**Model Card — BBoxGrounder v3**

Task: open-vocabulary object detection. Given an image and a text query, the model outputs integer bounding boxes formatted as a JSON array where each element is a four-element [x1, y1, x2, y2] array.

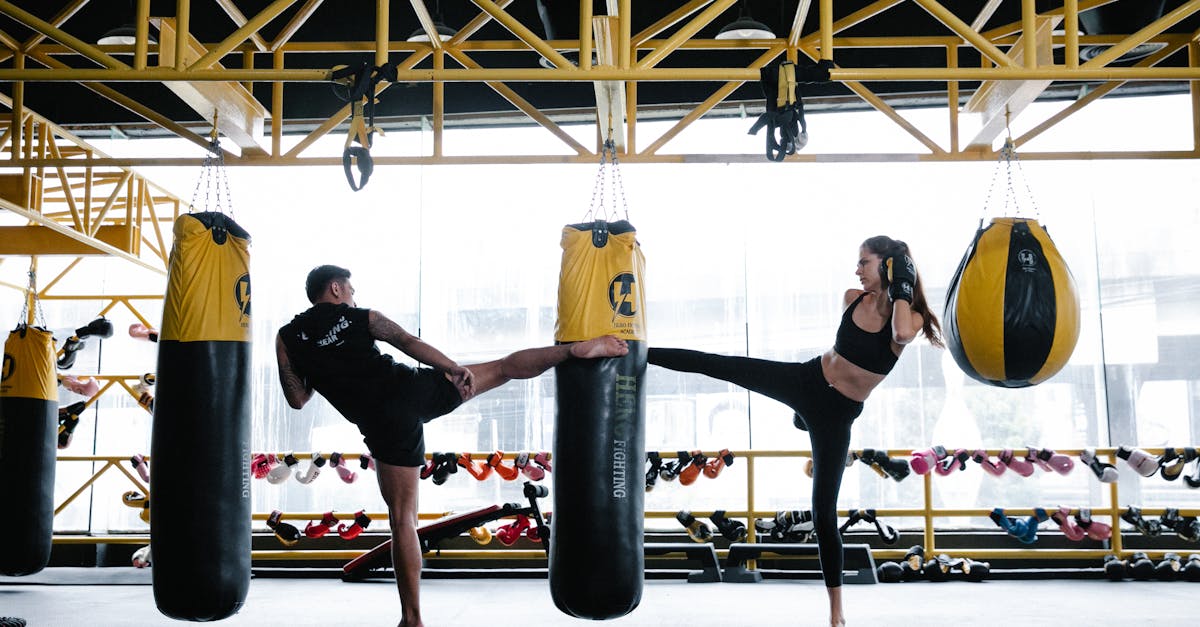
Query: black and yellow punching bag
[[944, 217, 1079, 388], [551, 219, 647, 620], [151, 212, 251, 620], [0, 324, 58, 576]]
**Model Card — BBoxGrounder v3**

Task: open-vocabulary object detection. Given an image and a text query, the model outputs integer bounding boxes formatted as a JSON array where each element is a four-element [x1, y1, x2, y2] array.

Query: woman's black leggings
[[647, 348, 864, 587]]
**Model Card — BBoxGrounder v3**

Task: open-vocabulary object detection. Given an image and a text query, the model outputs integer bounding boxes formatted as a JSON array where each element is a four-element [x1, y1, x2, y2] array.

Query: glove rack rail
[[47, 447, 1200, 566]]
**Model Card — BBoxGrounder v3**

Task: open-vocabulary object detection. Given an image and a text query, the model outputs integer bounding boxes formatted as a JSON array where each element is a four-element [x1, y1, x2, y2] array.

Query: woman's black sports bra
[[833, 292, 898, 375]]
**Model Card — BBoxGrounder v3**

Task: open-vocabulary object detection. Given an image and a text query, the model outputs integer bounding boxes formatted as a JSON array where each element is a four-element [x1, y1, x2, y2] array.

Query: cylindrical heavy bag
[[152, 212, 252, 621], [0, 324, 58, 576], [944, 217, 1080, 388], [551, 219, 647, 620]]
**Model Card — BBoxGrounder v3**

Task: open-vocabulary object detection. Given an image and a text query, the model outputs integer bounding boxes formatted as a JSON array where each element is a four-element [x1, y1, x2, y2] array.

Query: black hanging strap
[[748, 59, 832, 162], [333, 61, 399, 191]]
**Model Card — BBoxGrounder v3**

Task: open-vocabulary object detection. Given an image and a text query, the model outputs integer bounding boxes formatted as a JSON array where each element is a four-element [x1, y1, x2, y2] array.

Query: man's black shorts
[[355, 368, 463, 467]]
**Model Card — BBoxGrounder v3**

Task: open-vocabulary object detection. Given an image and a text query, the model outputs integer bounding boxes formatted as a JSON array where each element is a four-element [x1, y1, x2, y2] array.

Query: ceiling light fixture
[[715, 0, 775, 40]]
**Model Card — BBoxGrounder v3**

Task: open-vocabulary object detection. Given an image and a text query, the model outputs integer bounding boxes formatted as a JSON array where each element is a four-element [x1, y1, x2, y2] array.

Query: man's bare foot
[[570, 335, 629, 359]]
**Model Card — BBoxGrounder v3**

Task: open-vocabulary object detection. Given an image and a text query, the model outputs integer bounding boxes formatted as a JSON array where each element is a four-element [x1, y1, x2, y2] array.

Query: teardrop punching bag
[[0, 325, 58, 575], [152, 212, 252, 621], [944, 217, 1080, 388], [551, 220, 647, 620]]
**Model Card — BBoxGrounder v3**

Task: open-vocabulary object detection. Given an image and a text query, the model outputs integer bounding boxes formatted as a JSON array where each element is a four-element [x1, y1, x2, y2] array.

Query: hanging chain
[[19, 267, 46, 328], [981, 111, 1040, 223], [585, 138, 630, 222], [586, 139, 611, 222], [609, 140, 630, 221], [188, 118, 235, 217], [1007, 139, 1041, 221]]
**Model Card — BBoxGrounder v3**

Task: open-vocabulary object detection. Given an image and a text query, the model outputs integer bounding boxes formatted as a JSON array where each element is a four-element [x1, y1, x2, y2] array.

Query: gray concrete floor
[[2, 569, 1195, 626]]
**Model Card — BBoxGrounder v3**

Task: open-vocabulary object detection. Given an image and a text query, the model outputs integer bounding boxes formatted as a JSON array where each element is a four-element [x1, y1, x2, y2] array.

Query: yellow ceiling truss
[[0, 0, 1192, 170]]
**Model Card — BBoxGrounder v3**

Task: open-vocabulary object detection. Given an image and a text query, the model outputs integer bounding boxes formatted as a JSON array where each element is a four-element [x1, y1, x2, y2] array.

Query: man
[[275, 264, 626, 627]]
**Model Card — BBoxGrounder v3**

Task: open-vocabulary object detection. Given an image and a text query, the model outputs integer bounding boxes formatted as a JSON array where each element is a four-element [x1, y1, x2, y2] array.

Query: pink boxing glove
[[129, 323, 159, 342], [329, 452, 358, 484], [515, 451, 545, 481], [61, 375, 100, 398], [910, 446, 947, 475], [972, 449, 1006, 476], [1036, 448, 1075, 475], [129, 454, 151, 483], [998, 449, 1036, 477]]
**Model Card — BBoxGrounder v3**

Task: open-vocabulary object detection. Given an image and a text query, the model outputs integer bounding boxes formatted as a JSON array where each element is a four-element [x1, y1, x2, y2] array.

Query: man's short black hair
[[306, 265, 351, 303]]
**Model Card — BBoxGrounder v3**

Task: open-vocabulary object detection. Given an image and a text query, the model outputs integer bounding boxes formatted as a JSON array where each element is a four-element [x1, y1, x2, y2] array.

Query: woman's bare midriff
[[821, 350, 887, 402]]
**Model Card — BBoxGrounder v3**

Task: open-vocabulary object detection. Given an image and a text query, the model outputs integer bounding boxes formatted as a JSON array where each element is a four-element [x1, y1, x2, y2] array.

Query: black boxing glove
[[267, 510, 302, 546], [882, 254, 916, 303]]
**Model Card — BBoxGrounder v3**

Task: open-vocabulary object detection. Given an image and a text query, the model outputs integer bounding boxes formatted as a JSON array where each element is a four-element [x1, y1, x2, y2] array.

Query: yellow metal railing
[[49, 447, 1200, 564]]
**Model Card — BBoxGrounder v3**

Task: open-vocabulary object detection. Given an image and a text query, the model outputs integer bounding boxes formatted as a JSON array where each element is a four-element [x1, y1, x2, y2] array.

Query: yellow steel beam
[[11, 148, 1200, 168], [189, 0, 297, 70], [964, 15, 1058, 150], [213, 0, 271, 52], [632, 0, 712, 48], [157, 18, 270, 157], [642, 45, 785, 156], [134, 0, 149, 70], [410, 0, 442, 51], [788, 0, 812, 47], [1015, 40, 1185, 149], [0, 198, 165, 273], [3, 53, 209, 156], [280, 0, 512, 158], [8, 64, 1200, 82], [981, 0, 1115, 40], [270, 0, 323, 51], [470, 0, 573, 69], [1081, 0, 1200, 69], [635, 0, 736, 70], [911, 0, 1015, 68], [444, 48, 589, 155], [0, 0, 128, 69], [21, 0, 89, 52]]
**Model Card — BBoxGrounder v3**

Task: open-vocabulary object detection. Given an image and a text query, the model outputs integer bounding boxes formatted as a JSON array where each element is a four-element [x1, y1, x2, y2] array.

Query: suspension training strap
[[333, 62, 397, 191], [747, 59, 832, 162]]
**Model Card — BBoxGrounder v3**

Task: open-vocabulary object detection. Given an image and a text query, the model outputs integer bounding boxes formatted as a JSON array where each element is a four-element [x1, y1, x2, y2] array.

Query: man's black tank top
[[833, 292, 898, 375], [279, 303, 413, 423]]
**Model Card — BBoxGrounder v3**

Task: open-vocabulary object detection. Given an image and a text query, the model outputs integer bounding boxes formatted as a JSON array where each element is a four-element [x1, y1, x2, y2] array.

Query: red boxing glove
[[486, 451, 519, 481], [251, 453, 276, 480], [703, 449, 734, 479], [533, 451, 553, 473], [457, 452, 492, 480], [495, 515, 531, 546], [678, 450, 707, 486], [304, 511, 340, 538], [337, 510, 372, 540]]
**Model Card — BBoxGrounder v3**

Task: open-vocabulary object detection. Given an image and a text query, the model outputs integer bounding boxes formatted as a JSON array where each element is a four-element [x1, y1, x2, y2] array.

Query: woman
[[648, 236, 943, 626]]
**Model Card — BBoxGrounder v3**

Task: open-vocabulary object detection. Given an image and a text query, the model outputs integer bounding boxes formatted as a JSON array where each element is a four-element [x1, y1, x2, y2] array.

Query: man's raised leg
[[461, 335, 628, 399], [377, 463, 423, 627]]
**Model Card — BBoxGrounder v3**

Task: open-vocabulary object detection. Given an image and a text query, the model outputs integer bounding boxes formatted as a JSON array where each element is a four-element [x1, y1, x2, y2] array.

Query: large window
[[6, 94, 1198, 533]]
